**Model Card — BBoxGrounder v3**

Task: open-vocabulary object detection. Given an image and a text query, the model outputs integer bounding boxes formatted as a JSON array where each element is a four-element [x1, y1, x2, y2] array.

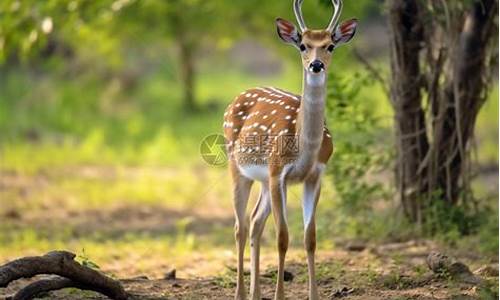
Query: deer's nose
[[309, 60, 325, 73]]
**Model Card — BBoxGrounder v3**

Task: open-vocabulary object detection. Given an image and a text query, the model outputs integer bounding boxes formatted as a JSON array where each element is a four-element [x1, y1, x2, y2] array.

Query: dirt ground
[[1, 168, 498, 299], [1, 240, 498, 300]]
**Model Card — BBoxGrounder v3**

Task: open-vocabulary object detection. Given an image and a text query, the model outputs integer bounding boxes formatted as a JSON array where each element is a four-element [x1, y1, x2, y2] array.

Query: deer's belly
[[238, 163, 326, 183], [238, 164, 270, 182]]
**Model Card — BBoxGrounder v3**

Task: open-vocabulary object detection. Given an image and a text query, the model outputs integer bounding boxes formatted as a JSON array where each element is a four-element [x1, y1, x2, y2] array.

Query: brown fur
[[223, 87, 333, 168]]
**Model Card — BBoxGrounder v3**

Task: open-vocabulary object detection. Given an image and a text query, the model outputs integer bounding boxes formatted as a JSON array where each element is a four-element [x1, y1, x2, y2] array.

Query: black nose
[[309, 60, 325, 73]]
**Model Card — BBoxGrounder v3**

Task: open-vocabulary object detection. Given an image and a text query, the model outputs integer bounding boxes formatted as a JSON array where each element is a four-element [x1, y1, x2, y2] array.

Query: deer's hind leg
[[269, 170, 289, 300], [230, 161, 253, 300], [249, 183, 271, 300]]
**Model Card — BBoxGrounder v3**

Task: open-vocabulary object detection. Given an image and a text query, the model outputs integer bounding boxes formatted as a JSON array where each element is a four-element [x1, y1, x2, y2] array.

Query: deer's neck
[[293, 70, 327, 176]]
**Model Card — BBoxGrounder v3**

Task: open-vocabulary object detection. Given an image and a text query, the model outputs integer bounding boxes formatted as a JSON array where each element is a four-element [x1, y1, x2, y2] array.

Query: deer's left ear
[[332, 19, 358, 47], [276, 18, 301, 48]]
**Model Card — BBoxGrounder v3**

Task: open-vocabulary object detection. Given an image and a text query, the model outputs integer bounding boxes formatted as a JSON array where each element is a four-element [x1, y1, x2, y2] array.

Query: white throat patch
[[306, 72, 326, 87]]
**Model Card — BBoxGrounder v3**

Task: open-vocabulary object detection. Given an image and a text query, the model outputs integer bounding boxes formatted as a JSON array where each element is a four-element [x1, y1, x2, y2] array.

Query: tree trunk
[[179, 38, 197, 111], [387, 0, 497, 224], [432, 0, 498, 205], [388, 0, 429, 222], [168, 2, 198, 112]]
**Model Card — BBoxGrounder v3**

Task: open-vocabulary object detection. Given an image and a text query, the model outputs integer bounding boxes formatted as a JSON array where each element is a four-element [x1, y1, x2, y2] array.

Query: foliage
[[323, 71, 393, 238], [421, 193, 485, 236], [0, 0, 375, 64], [422, 196, 499, 255], [77, 248, 101, 270], [0, 0, 121, 63], [0, 0, 376, 109], [326, 71, 391, 209]]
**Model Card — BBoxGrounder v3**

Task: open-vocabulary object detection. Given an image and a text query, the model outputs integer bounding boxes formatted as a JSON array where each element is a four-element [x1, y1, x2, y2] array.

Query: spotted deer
[[223, 0, 357, 299]]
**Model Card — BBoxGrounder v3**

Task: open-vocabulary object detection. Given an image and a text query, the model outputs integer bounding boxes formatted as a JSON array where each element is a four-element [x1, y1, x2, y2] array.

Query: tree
[[387, 0, 498, 224], [130, 0, 230, 111]]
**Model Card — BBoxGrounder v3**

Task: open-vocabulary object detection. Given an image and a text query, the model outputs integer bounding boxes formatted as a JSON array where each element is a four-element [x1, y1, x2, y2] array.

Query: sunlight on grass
[[0, 226, 233, 278], [0, 166, 233, 213]]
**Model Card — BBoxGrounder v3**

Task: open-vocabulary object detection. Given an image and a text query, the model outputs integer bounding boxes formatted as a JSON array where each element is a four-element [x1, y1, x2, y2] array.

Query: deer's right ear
[[276, 18, 301, 48]]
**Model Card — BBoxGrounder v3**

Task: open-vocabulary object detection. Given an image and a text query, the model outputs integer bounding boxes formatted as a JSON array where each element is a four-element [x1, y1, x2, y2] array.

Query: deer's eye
[[299, 44, 306, 52], [327, 44, 335, 52]]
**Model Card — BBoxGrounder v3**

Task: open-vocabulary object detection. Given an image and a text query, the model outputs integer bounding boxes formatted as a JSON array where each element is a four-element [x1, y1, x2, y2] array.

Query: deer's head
[[276, 0, 357, 75]]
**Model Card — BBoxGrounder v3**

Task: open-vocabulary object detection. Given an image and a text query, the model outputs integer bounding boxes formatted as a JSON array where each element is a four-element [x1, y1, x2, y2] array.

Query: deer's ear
[[276, 18, 301, 47], [332, 19, 358, 47]]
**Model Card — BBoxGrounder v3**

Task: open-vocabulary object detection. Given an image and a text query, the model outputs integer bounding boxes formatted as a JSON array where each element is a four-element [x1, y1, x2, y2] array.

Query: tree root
[[0, 251, 128, 300], [12, 277, 87, 300]]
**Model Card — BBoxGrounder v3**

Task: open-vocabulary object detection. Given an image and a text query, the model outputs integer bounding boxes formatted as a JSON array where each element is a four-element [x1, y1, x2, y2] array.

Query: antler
[[326, 0, 343, 33], [293, 0, 307, 32]]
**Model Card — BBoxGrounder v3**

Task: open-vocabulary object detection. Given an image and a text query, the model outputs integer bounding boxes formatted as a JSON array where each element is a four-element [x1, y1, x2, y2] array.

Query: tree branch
[[352, 47, 390, 97]]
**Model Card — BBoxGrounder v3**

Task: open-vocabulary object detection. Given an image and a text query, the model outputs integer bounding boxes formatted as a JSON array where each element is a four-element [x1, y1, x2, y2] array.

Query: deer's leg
[[302, 165, 324, 300], [249, 184, 271, 300], [231, 162, 253, 300], [269, 173, 288, 300]]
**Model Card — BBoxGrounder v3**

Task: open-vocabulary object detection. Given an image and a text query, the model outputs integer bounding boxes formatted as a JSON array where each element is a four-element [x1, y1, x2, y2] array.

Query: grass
[[0, 227, 232, 278]]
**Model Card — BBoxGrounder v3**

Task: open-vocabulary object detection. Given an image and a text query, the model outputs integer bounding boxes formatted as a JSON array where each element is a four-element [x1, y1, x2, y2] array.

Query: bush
[[323, 71, 393, 240]]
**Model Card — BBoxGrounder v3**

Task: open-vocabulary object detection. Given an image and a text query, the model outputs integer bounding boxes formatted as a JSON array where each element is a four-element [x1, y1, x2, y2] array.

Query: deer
[[223, 0, 357, 299]]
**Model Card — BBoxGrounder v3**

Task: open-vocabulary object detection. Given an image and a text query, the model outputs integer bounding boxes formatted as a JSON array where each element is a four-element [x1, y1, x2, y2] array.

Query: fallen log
[[0, 251, 128, 300]]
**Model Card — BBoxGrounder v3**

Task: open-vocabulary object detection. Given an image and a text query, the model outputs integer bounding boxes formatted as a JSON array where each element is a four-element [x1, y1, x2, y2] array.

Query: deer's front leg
[[249, 185, 271, 300], [302, 165, 324, 300], [269, 174, 288, 300]]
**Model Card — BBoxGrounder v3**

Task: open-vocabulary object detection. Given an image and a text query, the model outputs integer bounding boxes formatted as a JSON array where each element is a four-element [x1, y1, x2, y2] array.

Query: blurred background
[[0, 0, 497, 289]]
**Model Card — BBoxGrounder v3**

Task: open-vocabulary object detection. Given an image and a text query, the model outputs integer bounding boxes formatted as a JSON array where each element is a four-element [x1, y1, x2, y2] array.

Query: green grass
[[0, 226, 230, 277], [0, 167, 228, 212]]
